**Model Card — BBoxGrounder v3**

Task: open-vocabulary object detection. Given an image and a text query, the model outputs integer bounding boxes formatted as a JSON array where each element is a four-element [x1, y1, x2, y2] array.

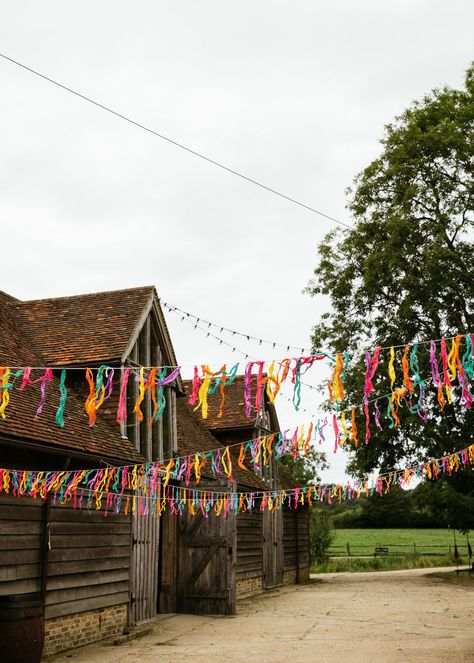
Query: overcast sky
[[1, 1, 473, 482]]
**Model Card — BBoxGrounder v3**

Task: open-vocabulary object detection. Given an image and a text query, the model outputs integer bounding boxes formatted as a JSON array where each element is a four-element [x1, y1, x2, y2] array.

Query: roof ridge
[[0, 290, 20, 302], [19, 284, 156, 304]]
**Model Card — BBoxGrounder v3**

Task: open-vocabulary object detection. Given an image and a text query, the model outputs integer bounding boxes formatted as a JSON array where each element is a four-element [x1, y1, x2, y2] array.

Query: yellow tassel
[[340, 412, 350, 444], [0, 368, 10, 420], [388, 346, 396, 388]]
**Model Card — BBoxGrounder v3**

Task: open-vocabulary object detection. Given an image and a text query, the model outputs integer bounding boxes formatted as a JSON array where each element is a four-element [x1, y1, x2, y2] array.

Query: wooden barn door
[[177, 487, 236, 615], [130, 511, 159, 624], [263, 508, 283, 589]]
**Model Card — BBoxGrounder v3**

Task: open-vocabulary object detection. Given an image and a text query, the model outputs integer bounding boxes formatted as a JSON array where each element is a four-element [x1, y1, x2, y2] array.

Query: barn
[[0, 286, 310, 659]]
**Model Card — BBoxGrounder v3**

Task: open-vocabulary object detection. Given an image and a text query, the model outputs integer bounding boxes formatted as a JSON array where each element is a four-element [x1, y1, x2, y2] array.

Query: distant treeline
[[324, 474, 474, 531]]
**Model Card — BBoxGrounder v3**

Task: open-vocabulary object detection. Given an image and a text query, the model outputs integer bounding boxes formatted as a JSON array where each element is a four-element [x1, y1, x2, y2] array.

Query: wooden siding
[[236, 510, 263, 580], [263, 507, 283, 588], [0, 493, 131, 619], [282, 506, 310, 573], [130, 509, 159, 624], [47, 500, 131, 619], [0, 494, 44, 595], [158, 510, 178, 614]]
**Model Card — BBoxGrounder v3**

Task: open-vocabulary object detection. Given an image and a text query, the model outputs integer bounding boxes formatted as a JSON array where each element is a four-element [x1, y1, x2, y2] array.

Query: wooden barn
[[0, 285, 310, 658], [0, 286, 180, 657]]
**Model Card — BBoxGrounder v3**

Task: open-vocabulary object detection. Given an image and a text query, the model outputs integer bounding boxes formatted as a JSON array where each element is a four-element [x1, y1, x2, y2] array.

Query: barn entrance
[[262, 508, 283, 589], [176, 482, 236, 615], [130, 511, 159, 625]]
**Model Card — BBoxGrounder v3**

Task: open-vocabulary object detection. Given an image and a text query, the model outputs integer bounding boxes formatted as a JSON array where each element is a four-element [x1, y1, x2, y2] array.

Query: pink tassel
[[364, 346, 381, 397], [364, 397, 371, 443], [36, 369, 53, 415], [116, 368, 131, 424], [244, 362, 253, 417], [254, 361, 265, 414], [333, 413, 341, 453], [20, 367, 32, 390], [188, 366, 201, 406]]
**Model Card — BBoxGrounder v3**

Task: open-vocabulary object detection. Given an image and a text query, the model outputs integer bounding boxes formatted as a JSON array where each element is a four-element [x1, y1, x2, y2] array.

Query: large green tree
[[307, 63, 474, 483]]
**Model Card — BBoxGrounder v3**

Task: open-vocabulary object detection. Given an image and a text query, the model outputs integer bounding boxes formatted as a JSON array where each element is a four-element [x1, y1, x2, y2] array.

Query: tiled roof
[[183, 374, 281, 435], [0, 378, 144, 464], [183, 375, 259, 431], [0, 290, 145, 464], [10, 286, 157, 366], [176, 397, 265, 489], [276, 463, 299, 491]]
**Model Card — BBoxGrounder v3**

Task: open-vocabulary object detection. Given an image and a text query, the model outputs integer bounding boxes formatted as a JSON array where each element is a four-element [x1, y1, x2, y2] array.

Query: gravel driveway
[[47, 567, 473, 663]]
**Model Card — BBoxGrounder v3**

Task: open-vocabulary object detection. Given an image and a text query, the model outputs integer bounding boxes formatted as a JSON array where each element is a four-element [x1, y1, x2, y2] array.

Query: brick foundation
[[236, 575, 263, 598], [283, 568, 297, 584], [43, 603, 128, 657], [298, 566, 310, 582], [283, 566, 310, 585]]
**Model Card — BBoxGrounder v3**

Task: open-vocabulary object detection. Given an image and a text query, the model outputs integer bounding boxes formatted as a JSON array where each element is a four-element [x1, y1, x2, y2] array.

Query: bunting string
[[0, 333, 472, 434], [1, 443, 472, 518]]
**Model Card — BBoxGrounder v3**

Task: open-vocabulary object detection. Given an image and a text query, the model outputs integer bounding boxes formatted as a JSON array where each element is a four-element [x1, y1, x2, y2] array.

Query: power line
[[0, 51, 353, 230]]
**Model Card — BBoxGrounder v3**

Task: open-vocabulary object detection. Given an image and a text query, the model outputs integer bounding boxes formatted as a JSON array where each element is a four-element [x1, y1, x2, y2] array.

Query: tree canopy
[[306, 63, 474, 485]]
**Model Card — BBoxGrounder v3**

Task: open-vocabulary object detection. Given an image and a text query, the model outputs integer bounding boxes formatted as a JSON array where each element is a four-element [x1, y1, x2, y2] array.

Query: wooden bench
[[374, 546, 389, 557]]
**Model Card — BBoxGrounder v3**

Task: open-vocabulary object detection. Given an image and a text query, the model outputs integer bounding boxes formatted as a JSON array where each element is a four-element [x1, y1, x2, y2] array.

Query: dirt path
[[47, 567, 473, 663]]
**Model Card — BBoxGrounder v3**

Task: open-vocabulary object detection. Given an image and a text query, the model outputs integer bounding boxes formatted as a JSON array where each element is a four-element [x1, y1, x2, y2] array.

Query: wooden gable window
[[124, 313, 176, 462]]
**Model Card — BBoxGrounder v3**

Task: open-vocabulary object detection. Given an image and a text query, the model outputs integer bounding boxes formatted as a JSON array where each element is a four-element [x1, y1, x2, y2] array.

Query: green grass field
[[329, 528, 471, 558], [311, 528, 473, 574]]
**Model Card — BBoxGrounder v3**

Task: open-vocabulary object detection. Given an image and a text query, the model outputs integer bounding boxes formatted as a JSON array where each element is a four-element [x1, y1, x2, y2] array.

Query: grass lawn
[[329, 528, 471, 557], [311, 528, 473, 574]]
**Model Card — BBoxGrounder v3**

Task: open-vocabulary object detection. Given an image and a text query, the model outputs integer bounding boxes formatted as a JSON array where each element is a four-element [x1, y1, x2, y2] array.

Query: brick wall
[[282, 566, 310, 585], [236, 574, 263, 599], [43, 603, 128, 656], [298, 566, 310, 582]]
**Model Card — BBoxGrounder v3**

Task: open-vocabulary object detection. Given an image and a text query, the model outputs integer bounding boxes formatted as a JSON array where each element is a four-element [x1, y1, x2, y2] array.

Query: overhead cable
[[0, 51, 352, 230]]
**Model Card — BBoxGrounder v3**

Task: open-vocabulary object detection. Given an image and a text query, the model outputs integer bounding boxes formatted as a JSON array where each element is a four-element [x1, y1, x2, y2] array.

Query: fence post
[[413, 543, 416, 563], [347, 542, 351, 557]]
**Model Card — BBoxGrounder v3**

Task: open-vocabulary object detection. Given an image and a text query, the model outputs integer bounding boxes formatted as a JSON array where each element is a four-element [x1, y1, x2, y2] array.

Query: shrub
[[310, 508, 334, 564]]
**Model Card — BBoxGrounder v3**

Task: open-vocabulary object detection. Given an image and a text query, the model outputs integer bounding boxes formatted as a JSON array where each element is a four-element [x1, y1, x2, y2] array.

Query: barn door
[[177, 486, 236, 615], [130, 510, 159, 624], [263, 508, 283, 589]]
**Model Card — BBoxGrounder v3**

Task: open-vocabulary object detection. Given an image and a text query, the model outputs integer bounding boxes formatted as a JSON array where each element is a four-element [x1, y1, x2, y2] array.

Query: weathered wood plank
[[236, 569, 263, 580], [0, 563, 40, 582], [49, 534, 130, 548], [236, 561, 263, 574], [0, 577, 41, 594], [48, 545, 129, 563], [45, 580, 129, 606], [0, 549, 41, 565], [46, 569, 129, 591], [1, 535, 42, 550], [236, 550, 262, 560], [50, 508, 128, 523], [0, 521, 43, 535], [0, 505, 44, 521], [47, 556, 129, 577], [50, 521, 130, 535], [45, 591, 129, 619], [0, 494, 44, 508], [237, 537, 263, 546]]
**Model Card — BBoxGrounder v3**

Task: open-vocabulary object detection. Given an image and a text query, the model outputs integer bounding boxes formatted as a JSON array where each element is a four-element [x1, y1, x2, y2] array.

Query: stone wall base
[[43, 603, 128, 657], [283, 566, 310, 585], [236, 575, 263, 598]]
